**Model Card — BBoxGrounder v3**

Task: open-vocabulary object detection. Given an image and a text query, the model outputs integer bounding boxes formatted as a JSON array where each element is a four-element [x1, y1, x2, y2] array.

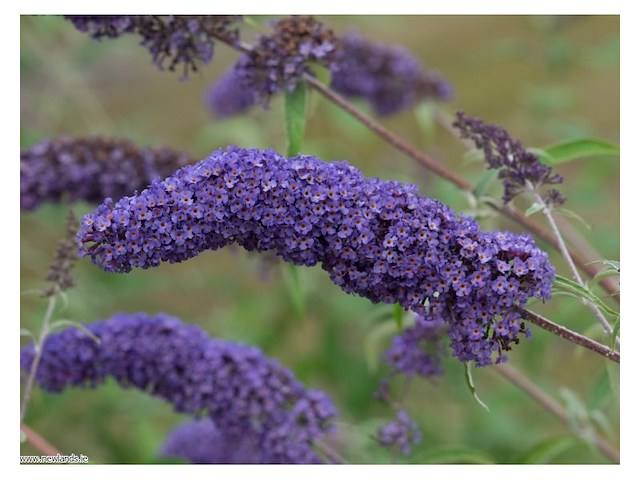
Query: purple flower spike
[[453, 112, 565, 206], [159, 418, 267, 464], [331, 32, 452, 116], [20, 137, 194, 211], [77, 146, 554, 367], [20, 312, 337, 464], [232, 16, 340, 105], [377, 410, 422, 456], [65, 16, 242, 78]]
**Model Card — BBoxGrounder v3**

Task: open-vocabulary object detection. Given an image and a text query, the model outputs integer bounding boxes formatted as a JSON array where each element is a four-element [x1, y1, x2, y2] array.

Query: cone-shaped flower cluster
[[384, 317, 447, 377], [230, 16, 340, 105], [453, 111, 565, 206], [65, 15, 241, 77], [331, 32, 452, 116], [77, 146, 554, 366], [20, 137, 194, 211], [20, 312, 337, 464], [377, 410, 422, 456], [159, 418, 267, 464]]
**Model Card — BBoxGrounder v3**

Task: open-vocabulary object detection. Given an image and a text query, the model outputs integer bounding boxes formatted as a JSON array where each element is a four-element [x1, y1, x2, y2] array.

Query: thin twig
[[533, 191, 615, 339], [493, 364, 619, 464], [20, 295, 57, 423], [520, 308, 619, 363], [21, 424, 60, 456]]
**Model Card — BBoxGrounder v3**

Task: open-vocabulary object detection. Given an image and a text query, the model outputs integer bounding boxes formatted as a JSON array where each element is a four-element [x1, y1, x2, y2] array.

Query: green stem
[[20, 294, 57, 423]]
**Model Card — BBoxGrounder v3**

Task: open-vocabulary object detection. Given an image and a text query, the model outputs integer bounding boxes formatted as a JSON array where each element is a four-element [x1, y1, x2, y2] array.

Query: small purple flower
[[377, 410, 422, 456], [158, 418, 267, 464], [453, 112, 565, 206], [65, 16, 242, 78], [20, 137, 194, 211], [77, 146, 554, 367], [20, 312, 337, 464]]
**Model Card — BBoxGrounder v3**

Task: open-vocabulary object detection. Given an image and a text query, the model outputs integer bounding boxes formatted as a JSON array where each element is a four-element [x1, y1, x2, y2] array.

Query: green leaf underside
[[514, 435, 578, 464], [364, 320, 401, 373], [284, 81, 307, 158], [464, 363, 490, 413], [50, 319, 101, 345], [525, 202, 545, 217], [540, 138, 619, 165]]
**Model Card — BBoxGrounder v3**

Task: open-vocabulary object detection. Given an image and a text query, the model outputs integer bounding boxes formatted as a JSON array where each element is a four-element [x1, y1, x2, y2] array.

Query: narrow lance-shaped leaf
[[553, 275, 619, 319], [540, 138, 620, 165], [464, 363, 490, 413], [284, 81, 307, 157]]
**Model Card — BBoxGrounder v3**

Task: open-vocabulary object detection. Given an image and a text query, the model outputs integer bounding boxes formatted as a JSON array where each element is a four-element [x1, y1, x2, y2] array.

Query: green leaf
[[553, 275, 619, 319], [308, 62, 332, 87], [392, 303, 404, 333], [592, 267, 621, 284], [610, 318, 620, 350], [559, 388, 595, 445], [363, 320, 400, 373], [284, 81, 307, 157], [525, 202, 545, 217], [20, 328, 36, 342], [464, 363, 490, 413], [589, 259, 620, 272], [20, 429, 26, 444], [540, 138, 619, 165], [50, 319, 101, 345], [414, 101, 438, 145], [417, 445, 494, 464], [515, 435, 578, 464], [461, 149, 486, 166], [472, 170, 499, 199], [281, 264, 306, 321], [553, 207, 592, 230]]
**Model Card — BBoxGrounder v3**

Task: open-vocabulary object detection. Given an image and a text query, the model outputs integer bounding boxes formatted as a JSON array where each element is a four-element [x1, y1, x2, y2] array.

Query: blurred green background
[[20, 15, 619, 464]]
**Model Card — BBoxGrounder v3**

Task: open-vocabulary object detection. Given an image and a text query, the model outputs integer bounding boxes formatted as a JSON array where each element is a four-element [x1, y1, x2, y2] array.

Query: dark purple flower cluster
[[453, 111, 565, 206], [159, 418, 266, 464], [206, 31, 451, 119], [204, 67, 257, 119], [65, 15, 241, 78], [384, 317, 447, 378], [20, 312, 337, 464], [377, 410, 422, 456], [77, 146, 554, 367], [20, 137, 194, 211], [331, 32, 452, 116], [233, 16, 340, 105]]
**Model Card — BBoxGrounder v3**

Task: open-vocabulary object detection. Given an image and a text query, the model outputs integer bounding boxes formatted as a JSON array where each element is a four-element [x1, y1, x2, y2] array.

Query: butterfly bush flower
[[331, 32, 452, 116], [453, 111, 565, 206], [77, 147, 554, 366], [377, 410, 422, 456], [159, 418, 267, 464], [204, 67, 257, 119], [232, 16, 340, 105], [384, 317, 447, 378], [20, 312, 337, 464], [20, 137, 194, 211], [206, 30, 451, 118], [65, 15, 241, 77]]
